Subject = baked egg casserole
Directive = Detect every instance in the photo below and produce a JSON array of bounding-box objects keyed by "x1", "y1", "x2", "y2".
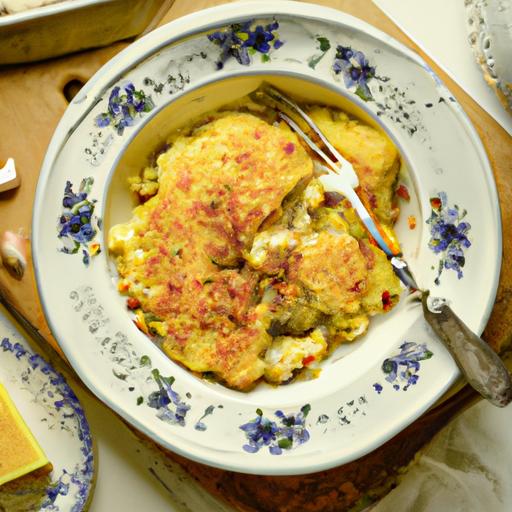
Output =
[{"x1": 108, "y1": 97, "x2": 403, "y2": 391}]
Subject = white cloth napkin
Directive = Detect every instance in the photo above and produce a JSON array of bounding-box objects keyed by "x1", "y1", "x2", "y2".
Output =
[
  {"x1": 374, "y1": 400, "x2": 512, "y2": 511},
  {"x1": 373, "y1": 0, "x2": 512, "y2": 136}
]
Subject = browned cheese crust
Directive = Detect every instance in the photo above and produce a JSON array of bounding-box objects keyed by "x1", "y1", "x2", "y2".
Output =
[
  {"x1": 109, "y1": 105, "x2": 403, "y2": 390},
  {"x1": 111, "y1": 113, "x2": 313, "y2": 389}
]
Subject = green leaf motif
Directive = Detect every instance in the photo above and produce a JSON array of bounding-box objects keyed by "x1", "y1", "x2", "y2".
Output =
[
  {"x1": 140, "y1": 355, "x2": 152, "y2": 367},
  {"x1": 308, "y1": 36, "x2": 331, "y2": 69},
  {"x1": 355, "y1": 85, "x2": 373, "y2": 102},
  {"x1": 423, "y1": 350, "x2": 434, "y2": 360},
  {"x1": 308, "y1": 54, "x2": 324, "y2": 69},
  {"x1": 317, "y1": 36, "x2": 331, "y2": 52},
  {"x1": 301, "y1": 404, "x2": 311, "y2": 417},
  {"x1": 278, "y1": 438, "x2": 293, "y2": 449}
]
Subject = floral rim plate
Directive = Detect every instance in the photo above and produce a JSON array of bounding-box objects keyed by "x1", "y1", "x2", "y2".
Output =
[
  {"x1": 0, "y1": 308, "x2": 95, "y2": 510},
  {"x1": 32, "y1": 1, "x2": 501, "y2": 475}
]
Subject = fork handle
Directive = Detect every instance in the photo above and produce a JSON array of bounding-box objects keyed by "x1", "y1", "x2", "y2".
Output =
[{"x1": 422, "y1": 293, "x2": 512, "y2": 407}]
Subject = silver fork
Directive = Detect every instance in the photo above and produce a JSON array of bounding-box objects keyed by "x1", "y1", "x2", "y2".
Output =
[{"x1": 255, "y1": 84, "x2": 512, "y2": 407}]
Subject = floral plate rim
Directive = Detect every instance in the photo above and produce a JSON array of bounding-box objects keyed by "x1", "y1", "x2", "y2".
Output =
[{"x1": 32, "y1": 1, "x2": 501, "y2": 475}]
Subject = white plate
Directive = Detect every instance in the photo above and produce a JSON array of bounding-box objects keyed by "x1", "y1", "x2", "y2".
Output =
[
  {"x1": 0, "y1": 307, "x2": 95, "y2": 509},
  {"x1": 32, "y1": 1, "x2": 501, "y2": 475}
]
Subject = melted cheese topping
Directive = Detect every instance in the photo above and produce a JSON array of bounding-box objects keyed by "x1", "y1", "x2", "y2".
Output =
[
  {"x1": 110, "y1": 112, "x2": 313, "y2": 389},
  {"x1": 109, "y1": 105, "x2": 403, "y2": 391}
]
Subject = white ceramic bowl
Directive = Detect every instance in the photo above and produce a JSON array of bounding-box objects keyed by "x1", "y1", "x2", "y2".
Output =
[{"x1": 33, "y1": 1, "x2": 501, "y2": 475}]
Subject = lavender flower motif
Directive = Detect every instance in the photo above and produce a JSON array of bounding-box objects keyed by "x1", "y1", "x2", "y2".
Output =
[
  {"x1": 58, "y1": 177, "x2": 101, "y2": 266},
  {"x1": 333, "y1": 45, "x2": 376, "y2": 101},
  {"x1": 240, "y1": 404, "x2": 311, "y2": 455},
  {"x1": 426, "y1": 192, "x2": 471, "y2": 285},
  {"x1": 95, "y1": 82, "x2": 154, "y2": 135},
  {"x1": 381, "y1": 341, "x2": 433, "y2": 391},
  {"x1": 147, "y1": 369, "x2": 190, "y2": 426},
  {"x1": 207, "y1": 19, "x2": 284, "y2": 69}
]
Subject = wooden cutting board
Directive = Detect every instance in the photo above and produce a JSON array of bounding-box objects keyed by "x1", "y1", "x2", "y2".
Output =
[{"x1": 0, "y1": 1, "x2": 511, "y2": 510}]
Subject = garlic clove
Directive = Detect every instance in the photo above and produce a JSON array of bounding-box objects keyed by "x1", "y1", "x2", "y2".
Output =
[{"x1": 0, "y1": 231, "x2": 27, "y2": 279}]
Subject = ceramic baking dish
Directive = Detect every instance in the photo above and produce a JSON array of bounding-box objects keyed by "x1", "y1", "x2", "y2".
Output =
[{"x1": 0, "y1": 0, "x2": 169, "y2": 65}]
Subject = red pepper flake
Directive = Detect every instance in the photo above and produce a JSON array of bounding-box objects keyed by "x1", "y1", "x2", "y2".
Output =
[
  {"x1": 127, "y1": 297, "x2": 140, "y2": 310},
  {"x1": 368, "y1": 236, "x2": 379, "y2": 248},
  {"x1": 284, "y1": 142, "x2": 295, "y2": 154},
  {"x1": 408, "y1": 215, "x2": 417, "y2": 230},
  {"x1": 302, "y1": 355, "x2": 315, "y2": 366},
  {"x1": 323, "y1": 191, "x2": 343, "y2": 207},
  {"x1": 254, "y1": 130, "x2": 262, "y2": 139},
  {"x1": 381, "y1": 290, "x2": 392, "y2": 311},
  {"x1": 167, "y1": 282, "x2": 182, "y2": 294},
  {"x1": 396, "y1": 184, "x2": 410, "y2": 201},
  {"x1": 176, "y1": 171, "x2": 192, "y2": 192},
  {"x1": 118, "y1": 281, "x2": 130, "y2": 293},
  {"x1": 367, "y1": 191, "x2": 378, "y2": 209},
  {"x1": 430, "y1": 196, "x2": 442, "y2": 210},
  {"x1": 349, "y1": 280, "x2": 364, "y2": 293},
  {"x1": 235, "y1": 152, "x2": 250, "y2": 164}
]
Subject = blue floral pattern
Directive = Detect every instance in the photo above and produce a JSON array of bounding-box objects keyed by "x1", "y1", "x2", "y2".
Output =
[
  {"x1": 427, "y1": 192, "x2": 471, "y2": 285},
  {"x1": 58, "y1": 177, "x2": 100, "y2": 266},
  {"x1": 377, "y1": 341, "x2": 434, "y2": 392},
  {"x1": 207, "y1": 20, "x2": 283, "y2": 69},
  {"x1": 333, "y1": 45, "x2": 376, "y2": 101},
  {"x1": 147, "y1": 369, "x2": 191, "y2": 426},
  {"x1": 240, "y1": 405, "x2": 311, "y2": 455},
  {"x1": 0, "y1": 337, "x2": 94, "y2": 511},
  {"x1": 95, "y1": 82, "x2": 155, "y2": 135}
]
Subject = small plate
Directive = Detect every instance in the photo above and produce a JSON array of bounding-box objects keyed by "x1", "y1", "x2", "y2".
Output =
[
  {"x1": 0, "y1": 307, "x2": 95, "y2": 510},
  {"x1": 33, "y1": 1, "x2": 501, "y2": 475}
]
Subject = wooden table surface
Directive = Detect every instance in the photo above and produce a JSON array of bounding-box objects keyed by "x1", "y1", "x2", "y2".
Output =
[{"x1": 1, "y1": 1, "x2": 511, "y2": 510}]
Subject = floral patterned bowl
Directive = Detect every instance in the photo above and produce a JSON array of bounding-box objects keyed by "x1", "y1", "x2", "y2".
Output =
[{"x1": 32, "y1": 1, "x2": 501, "y2": 475}]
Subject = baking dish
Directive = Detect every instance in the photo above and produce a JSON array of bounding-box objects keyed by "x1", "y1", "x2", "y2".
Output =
[{"x1": 0, "y1": 0, "x2": 168, "y2": 65}]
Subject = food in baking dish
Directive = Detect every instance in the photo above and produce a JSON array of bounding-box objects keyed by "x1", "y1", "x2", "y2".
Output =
[
  {"x1": 0, "y1": 0, "x2": 62, "y2": 15},
  {"x1": 108, "y1": 96, "x2": 402, "y2": 391}
]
